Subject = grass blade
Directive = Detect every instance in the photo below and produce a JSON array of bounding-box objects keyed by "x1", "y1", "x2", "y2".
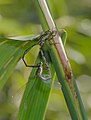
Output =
[
  {"x1": 18, "y1": 63, "x2": 55, "y2": 120},
  {"x1": 0, "y1": 37, "x2": 38, "y2": 89}
]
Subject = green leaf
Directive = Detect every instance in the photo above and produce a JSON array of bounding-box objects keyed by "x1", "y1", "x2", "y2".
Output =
[
  {"x1": 0, "y1": 36, "x2": 38, "y2": 90},
  {"x1": 18, "y1": 57, "x2": 55, "y2": 120},
  {"x1": 59, "y1": 29, "x2": 67, "y2": 46}
]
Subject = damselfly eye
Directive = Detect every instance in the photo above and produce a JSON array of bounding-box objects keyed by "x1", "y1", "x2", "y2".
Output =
[{"x1": 51, "y1": 29, "x2": 57, "y2": 36}]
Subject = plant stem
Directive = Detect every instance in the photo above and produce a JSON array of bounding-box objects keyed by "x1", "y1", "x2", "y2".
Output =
[
  {"x1": 34, "y1": 0, "x2": 87, "y2": 119},
  {"x1": 38, "y1": 0, "x2": 72, "y2": 82}
]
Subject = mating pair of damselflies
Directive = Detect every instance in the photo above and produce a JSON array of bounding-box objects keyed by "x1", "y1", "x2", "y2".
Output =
[
  {"x1": 10, "y1": 29, "x2": 61, "y2": 104},
  {"x1": 22, "y1": 29, "x2": 57, "y2": 81},
  {"x1": 11, "y1": 28, "x2": 67, "y2": 83},
  {"x1": 9, "y1": 29, "x2": 57, "y2": 81}
]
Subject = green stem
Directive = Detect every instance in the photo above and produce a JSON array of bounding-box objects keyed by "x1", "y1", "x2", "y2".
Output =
[{"x1": 33, "y1": 0, "x2": 87, "y2": 120}]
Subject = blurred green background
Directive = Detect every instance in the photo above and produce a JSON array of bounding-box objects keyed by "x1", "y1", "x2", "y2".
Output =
[{"x1": 0, "y1": 0, "x2": 91, "y2": 120}]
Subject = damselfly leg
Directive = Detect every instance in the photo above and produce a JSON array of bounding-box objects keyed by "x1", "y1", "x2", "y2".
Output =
[{"x1": 22, "y1": 48, "x2": 51, "y2": 81}]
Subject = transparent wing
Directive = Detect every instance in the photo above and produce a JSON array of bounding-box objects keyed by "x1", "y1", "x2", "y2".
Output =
[{"x1": 7, "y1": 34, "x2": 40, "y2": 41}]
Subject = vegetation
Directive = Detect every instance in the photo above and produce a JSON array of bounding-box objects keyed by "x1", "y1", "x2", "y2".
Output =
[{"x1": 0, "y1": 0, "x2": 91, "y2": 120}]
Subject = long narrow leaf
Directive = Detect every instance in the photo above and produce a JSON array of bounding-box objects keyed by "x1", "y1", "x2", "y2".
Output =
[
  {"x1": 0, "y1": 37, "x2": 38, "y2": 89},
  {"x1": 18, "y1": 57, "x2": 55, "y2": 120}
]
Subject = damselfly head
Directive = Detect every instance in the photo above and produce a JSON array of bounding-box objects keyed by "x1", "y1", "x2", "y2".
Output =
[
  {"x1": 46, "y1": 29, "x2": 57, "y2": 39},
  {"x1": 50, "y1": 28, "x2": 57, "y2": 37},
  {"x1": 39, "y1": 29, "x2": 57, "y2": 42}
]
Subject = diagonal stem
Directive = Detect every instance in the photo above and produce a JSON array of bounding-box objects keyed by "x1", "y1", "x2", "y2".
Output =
[
  {"x1": 38, "y1": 0, "x2": 72, "y2": 81},
  {"x1": 36, "y1": 0, "x2": 87, "y2": 120}
]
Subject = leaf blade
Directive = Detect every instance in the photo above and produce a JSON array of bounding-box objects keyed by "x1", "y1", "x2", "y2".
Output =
[
  {"x1": 18, "y1": 57, "x2": 55, "y2": 120},
  {"x1": 0, "y1": 37, "x2": 38, "y2": 89}
]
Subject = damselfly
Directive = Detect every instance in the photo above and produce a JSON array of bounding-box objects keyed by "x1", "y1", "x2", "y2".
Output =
[
  {"x1": 8, "y1": 29, "x2": 57, "y2": 42},
  {"x1": 8, "y1": 29, "x2": 66, "y2": 81},
  {"x1": 10, "y1": 28, "x2": 61, "y2": 106},
  {"x1": 22, "y1": 29, "x2": 57, "y2": 81}
]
